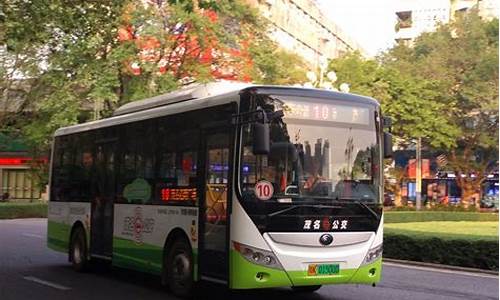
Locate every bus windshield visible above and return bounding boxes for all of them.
[240,94,381,204]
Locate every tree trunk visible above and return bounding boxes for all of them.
[457,179,482,209]
[394,185,403,207]
[450,148,487,210]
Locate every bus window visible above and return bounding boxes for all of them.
[155,125,199,206]
[205,134,229,224]
[116,122,155,204]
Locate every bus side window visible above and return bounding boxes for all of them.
[52,136,76,202]
[205,134,229,224]
[155,121,199,206]
[116,124,135,204]
[50,138,65,202]
[73,132,94,203]
[116,121,155,205]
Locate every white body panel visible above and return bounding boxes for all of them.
[263,217,383,271]
[267,232,372,247]
[48,202,91,234]
[263,232,375,271]
[113,204,198,249]
[230,193,383,272]
[230,196,272,251]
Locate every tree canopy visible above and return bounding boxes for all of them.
[1,0,307,150]
[329,10,498,206]
[328,51,458,148]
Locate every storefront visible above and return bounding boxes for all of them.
[392,150,499,208]
[0,134,47,201]
[0,157,44,201]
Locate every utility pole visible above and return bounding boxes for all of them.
[416,137,422,211]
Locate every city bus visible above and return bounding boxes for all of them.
[47,81,392,297]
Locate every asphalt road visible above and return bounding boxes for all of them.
[0,219,497,300]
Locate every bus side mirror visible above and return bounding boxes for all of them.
[384,132,393,158]
[252,122,270,155]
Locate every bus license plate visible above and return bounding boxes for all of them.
[308,264,339,276]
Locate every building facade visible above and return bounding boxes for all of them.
[390,150,499,209]
[395,0,499,45]
[0,134,46,201]
[246,0,367,67]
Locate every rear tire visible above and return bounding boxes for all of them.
[164,238,194,298]
[70,227,88,272]
[292,285,322,293]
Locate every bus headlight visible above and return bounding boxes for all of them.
[233,242,283,270]
[362,243,383,266]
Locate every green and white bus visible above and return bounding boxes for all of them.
[47,82,392,296]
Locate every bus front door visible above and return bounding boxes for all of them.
[200,131,231,282]
[90,141,115,258]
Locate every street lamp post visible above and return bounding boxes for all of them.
[319,56,328,88]
[416,137,422,211]
[304,67,349,92]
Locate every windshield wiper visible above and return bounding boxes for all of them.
[335,198,380,220]
[267,204,341,218]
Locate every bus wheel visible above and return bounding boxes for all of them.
[292,285,322,293]
[165,239,193,298]
[70,227,88,272]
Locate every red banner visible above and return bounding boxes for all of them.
[407,159,430,179]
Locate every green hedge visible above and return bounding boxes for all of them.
[0,202,48,219]
[386,204,481,212]
[384,234,499,270]
[385,211,499,223]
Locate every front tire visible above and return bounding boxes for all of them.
[292,285,322,293]
[164,239,194,298]
[70,227,88,272]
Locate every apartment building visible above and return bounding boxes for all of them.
[395,0,499,45]
[246,0,367,67]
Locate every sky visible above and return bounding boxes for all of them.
[315,0,399,57]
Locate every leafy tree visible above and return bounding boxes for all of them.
[1,0,307,149]
[328,52,458,148]
[385,11,498,208]
[329,11,498,208]
[1,0,308,191]
[2,0,130,145]
[328,52,458,207]
[247,29,307,85]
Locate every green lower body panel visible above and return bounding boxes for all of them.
[112,237,199,281]
[230,250,292,289]
[47,221,71,253]
[349,258,382,284]
[230,250,382,289]
[112,237,163,274]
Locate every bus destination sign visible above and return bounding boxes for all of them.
[283,101,370,125]
[161,188,197,202]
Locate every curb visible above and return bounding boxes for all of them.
[383,258,499,276]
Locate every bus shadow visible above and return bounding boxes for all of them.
[39,263,328,300]
[194,282,326,300]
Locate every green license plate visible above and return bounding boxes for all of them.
[308,263,340,276]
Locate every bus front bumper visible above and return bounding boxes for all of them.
[229,250,382,289]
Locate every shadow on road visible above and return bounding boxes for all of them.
[40,261,328,300]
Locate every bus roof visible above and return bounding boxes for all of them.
[54,81,379,137]
[112,81,252,117]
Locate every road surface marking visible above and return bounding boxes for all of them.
[384,262,498,279]
[22,233,43,239]
[23,276,71,290]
